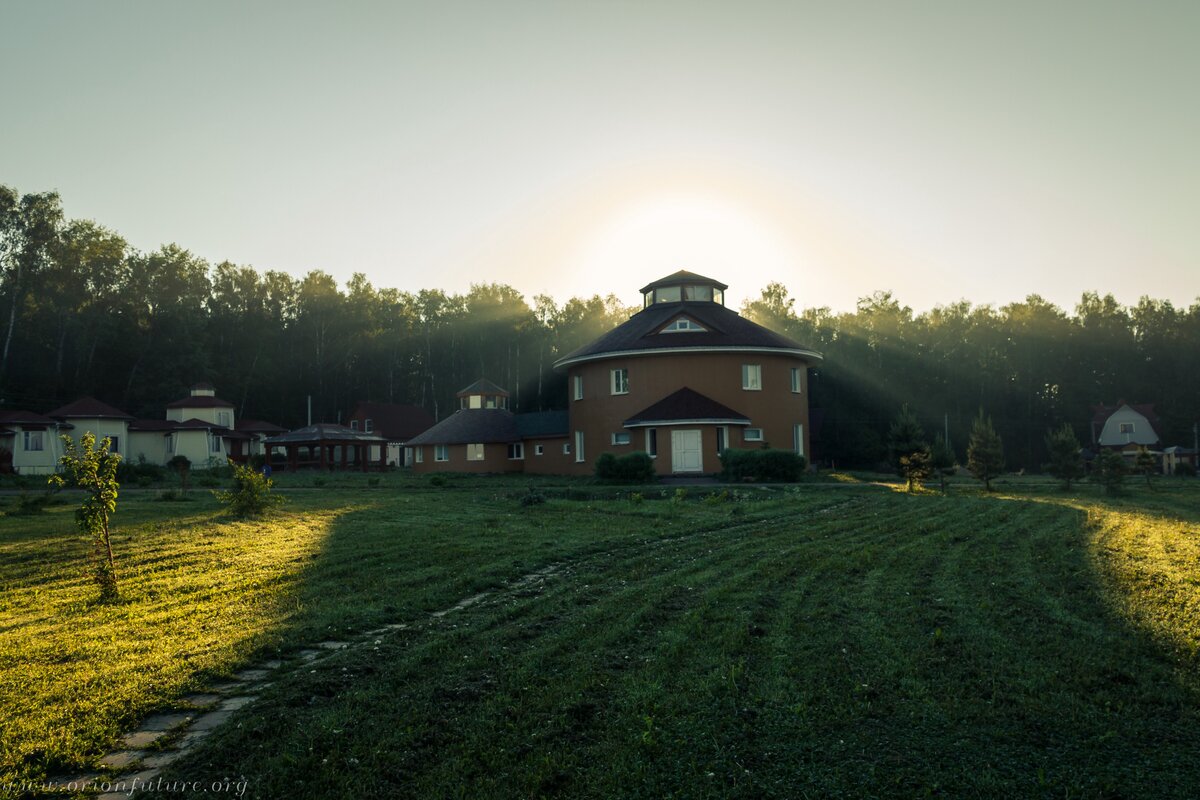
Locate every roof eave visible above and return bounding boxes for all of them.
[554,345,824,370]
[624,417,751,428]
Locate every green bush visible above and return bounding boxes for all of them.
[429,474,447,487]
[7,492,52,516]
[594,451,656,484]
[117,459,166,483]
[720,448,807,482]
[214,460,284,517]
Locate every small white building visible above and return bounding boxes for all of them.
[0,411,69,475]
[1095,403,1160,448]
[47,397,133,459]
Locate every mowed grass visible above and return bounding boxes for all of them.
[3,481,1200,798]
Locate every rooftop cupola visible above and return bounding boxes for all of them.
[639,270,727,309]
[190,382,216,398]
[456,378,510,410]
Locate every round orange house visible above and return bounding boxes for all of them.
[554,270,823,476]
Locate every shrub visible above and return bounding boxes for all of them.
[1044,424,1084,490]
[519,487,546,507]
[215,459,284,517]
[367,476,381,488]
[167,455,191,494]
[8,492,52,516]
[720,448,806,482]
[594,451,656,484]
[429,474,447,487]
[629,492,644,505]
[1096,450,1126,495]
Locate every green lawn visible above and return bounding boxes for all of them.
[2,478,1199,798]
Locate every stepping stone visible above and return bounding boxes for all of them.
[140,712,194,731]
[383,623,407,630]
[190,710,234,731]
[297,650,322,661]
[233,668,270,681]
[318,641,349,650]
[181,693,221,707]
[209,681,244,694]
[262,659,283,669]
[218,695,257,711]
[120,730,164,749]
[142,750,183,769]
[177,730,212,748]
[100,750,145,769]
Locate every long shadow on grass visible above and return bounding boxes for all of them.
[162,486,1200,800]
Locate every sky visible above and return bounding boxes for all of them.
[1,0,1197,313]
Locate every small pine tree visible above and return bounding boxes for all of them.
[1096,450,1126,495]
[888,405,927,473]
[929,434,956,494]
[1134,447,1158,491]
[967,411,1004,491]
[49,433,122,601]
[899,449,932,492]
[1043,424,1084,490]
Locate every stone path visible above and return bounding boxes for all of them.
[42,563,562,798]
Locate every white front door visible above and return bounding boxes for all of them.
[671,429,703,473]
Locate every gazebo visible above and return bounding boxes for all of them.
[263,424,389,472]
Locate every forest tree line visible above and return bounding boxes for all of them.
[3,185,1198,471]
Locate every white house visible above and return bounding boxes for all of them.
[1094,403,1159,449]
[47,397,133,459]
[0,411,69,475]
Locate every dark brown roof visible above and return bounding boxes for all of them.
[263,424,387,445]
[48,396,133,420]
[0,410,60,426]
[348,402,435,440]
[554,300,821,368]
[455,378,509,398]
[405,409,518,445]
[166,394,235,409]
[624,388,751,427]
[639,270,728,294]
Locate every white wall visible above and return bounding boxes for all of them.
[1098,406,1159,447]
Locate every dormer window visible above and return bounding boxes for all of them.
[660,318,707,334]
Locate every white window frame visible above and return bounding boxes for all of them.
[107,435,120,454]
[574,431,585,463]
[610,368,629,395]
[661,318,707,333]
[23,430,44,451]
[611,432,631,445]
[744,428,764,442]
[573,375,583,401]
[365,418,374,433]
[791,368,802,393]
[467,443,485,461]
[165,433,174,454]
[434,444,448,462]
[645,428,657,457]
[742,364,762,391]
[415,446,424,463]
[210,433,222,453]
[1119,422,1135,434]
[716,426,728,455]
[218,411,231,428]
[350,420,359,431]
[508,442,525,460]
[535,444,544,456]
[563,442,571,455]
[794,423,805,456]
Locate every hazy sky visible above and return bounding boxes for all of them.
[2,1,1197,312]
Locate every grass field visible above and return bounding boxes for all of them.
[2,476,1199,798]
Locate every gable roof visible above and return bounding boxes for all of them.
[405,409,518,446]
[48,396,133,420]
[263,423,387,445]
[456,378,509,398]
[623,387,750,427]
[348,402,435,440]
[0,410,60,426]
[1095,403,1160,446]
[554,300,821,369]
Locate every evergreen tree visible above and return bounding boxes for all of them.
[1097,449,1126,495]
[967,411,1005,491]
[1134,447,1158,491]
[930,434,956,493]
[889,405,930,492]
[1044,424,1084,490]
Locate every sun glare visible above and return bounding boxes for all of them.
[572,194,800,307]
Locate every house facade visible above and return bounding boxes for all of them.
[346,401,435,467]
[407,270,822,477]
[0,411,70,475]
